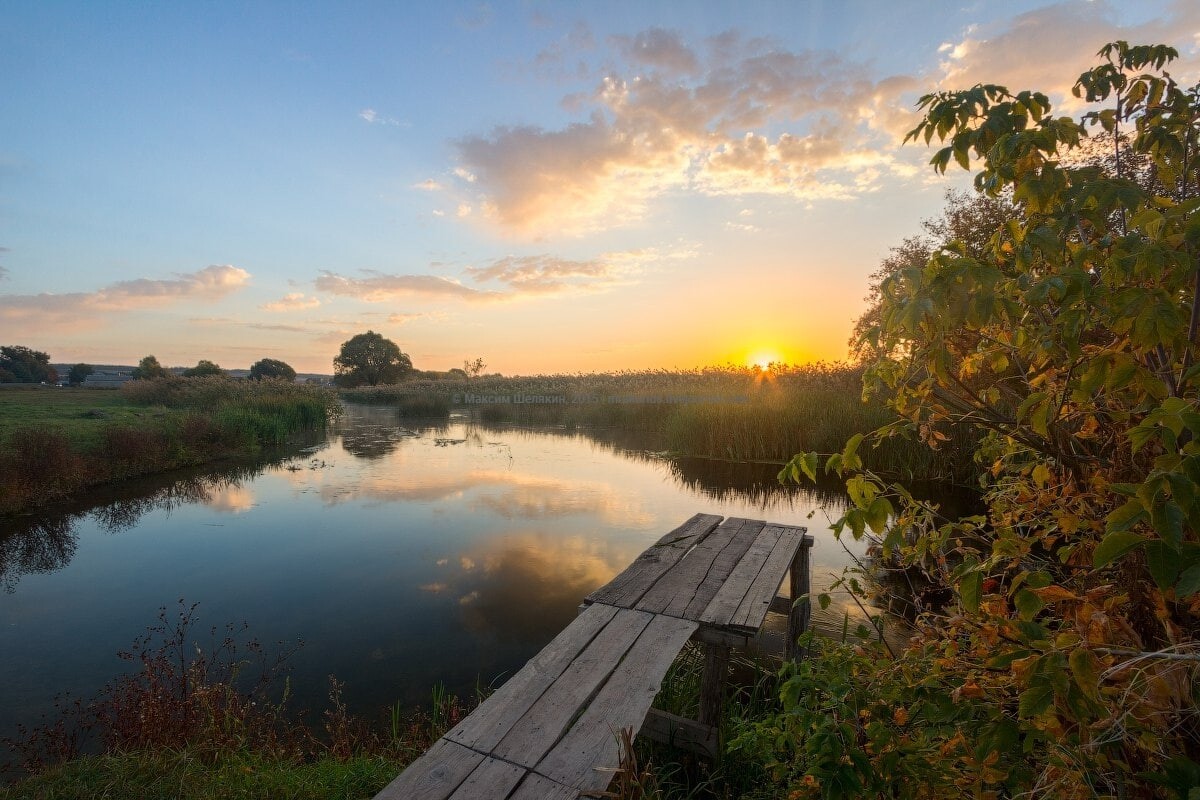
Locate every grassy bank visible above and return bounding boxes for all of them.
[0,379,339,516]
[343,365,978,484]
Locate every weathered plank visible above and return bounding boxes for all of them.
[447,602,618,752]
[586,514,722,608]
[636,518,761,618]
[729,525,809,630]
[654,512,723,548]
[696,523,784,627]
[448,756,527,800]
[492,609,654,766]
[374,739,483,800]
[508,773,579,800]
[681,518,766,619]
[535,613,698,792]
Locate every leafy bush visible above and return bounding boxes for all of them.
[777,42,1200,796]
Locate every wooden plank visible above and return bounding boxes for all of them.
[507,773,579,800]
[535,614,698,792]
[697,523,784,627]
[586,515,722,609]
[492,609,654,767]
[447,603,618,752]
[642,708,719,759]
[447,756,527,800]
[637,518,762,618]
[787,536,814,661]
[682,519,766,619]
[654,512,724,548]
[729,525,809,630]
[375,739,483,800]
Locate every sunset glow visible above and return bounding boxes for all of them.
[2,3,1197,374]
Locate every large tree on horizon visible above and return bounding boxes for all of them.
[332,331,413,387]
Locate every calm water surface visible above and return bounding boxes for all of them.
[0,403,925,743]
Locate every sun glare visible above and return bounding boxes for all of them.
[748,352,782,371]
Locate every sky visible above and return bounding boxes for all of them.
[2,1,1199,375]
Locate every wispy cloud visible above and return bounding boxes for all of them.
[315,270,502,302]
[413,179,443,191]
[0,265,250,329]
[359,108,410,127]
[261,292,321,312]
[190,317,312,334]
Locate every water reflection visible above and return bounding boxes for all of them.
[0,402,977,747]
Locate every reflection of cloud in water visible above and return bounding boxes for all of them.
[203,485,256,514]
[420,582,448,593]
[443,532,637,644]
[311,468,654,526]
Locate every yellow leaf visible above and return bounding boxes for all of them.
[1032,464,1053,487]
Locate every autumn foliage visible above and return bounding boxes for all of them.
[768,43,1200,797]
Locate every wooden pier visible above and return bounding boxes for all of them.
[375,514,812,800]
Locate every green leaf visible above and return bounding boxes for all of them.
[1069,648,1102,702]
[865,496,893,534]
[1106,500,1146,533]
[1018,683,1055,718]
[960,572,982,613]
[1094,530,1146,568]
[1151,500,1185,550]
[1146,541,1183,590]
[1014,588,1045,621]
[1177,565,1200,598]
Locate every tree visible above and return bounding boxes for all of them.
[0,346,57,384]
[249,358,297,382]
[131,355,169,380]
[463,357,487,378]
[68,363,94,386]
[776,42,1200,795]
[332,331,412,387]
[182,360,223,378]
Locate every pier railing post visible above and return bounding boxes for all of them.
[786,536,813,661]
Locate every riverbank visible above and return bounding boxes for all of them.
[0,379,339,516]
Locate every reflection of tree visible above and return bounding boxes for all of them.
[338,426,404,460]
[0,456,287,591]
[0,515,78,593]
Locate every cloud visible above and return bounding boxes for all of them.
[0,264,251,328]
[454,34,923,236]
[453,12,1200,238]
[610,28,699,75]
[190,317,312,334]
[315,269,502,302]
[0,266,7,282]
[413,179,443,191]
[359,108,410,128]
[467,255,617,294]
[261,292,321,312]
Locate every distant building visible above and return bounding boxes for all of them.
[83,371,133,388]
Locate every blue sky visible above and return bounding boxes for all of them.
[2,1,1198,373]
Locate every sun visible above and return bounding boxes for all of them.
[747,351,783,371]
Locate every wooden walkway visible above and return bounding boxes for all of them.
[375,514,811,800]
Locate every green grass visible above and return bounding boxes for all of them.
[0,750,402,800]
[0,380,340,515]
[0,386,182,450]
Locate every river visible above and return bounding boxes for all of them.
[0,403,956,747]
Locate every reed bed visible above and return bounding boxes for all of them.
[0,379,340,515]
[343,364,978,484]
